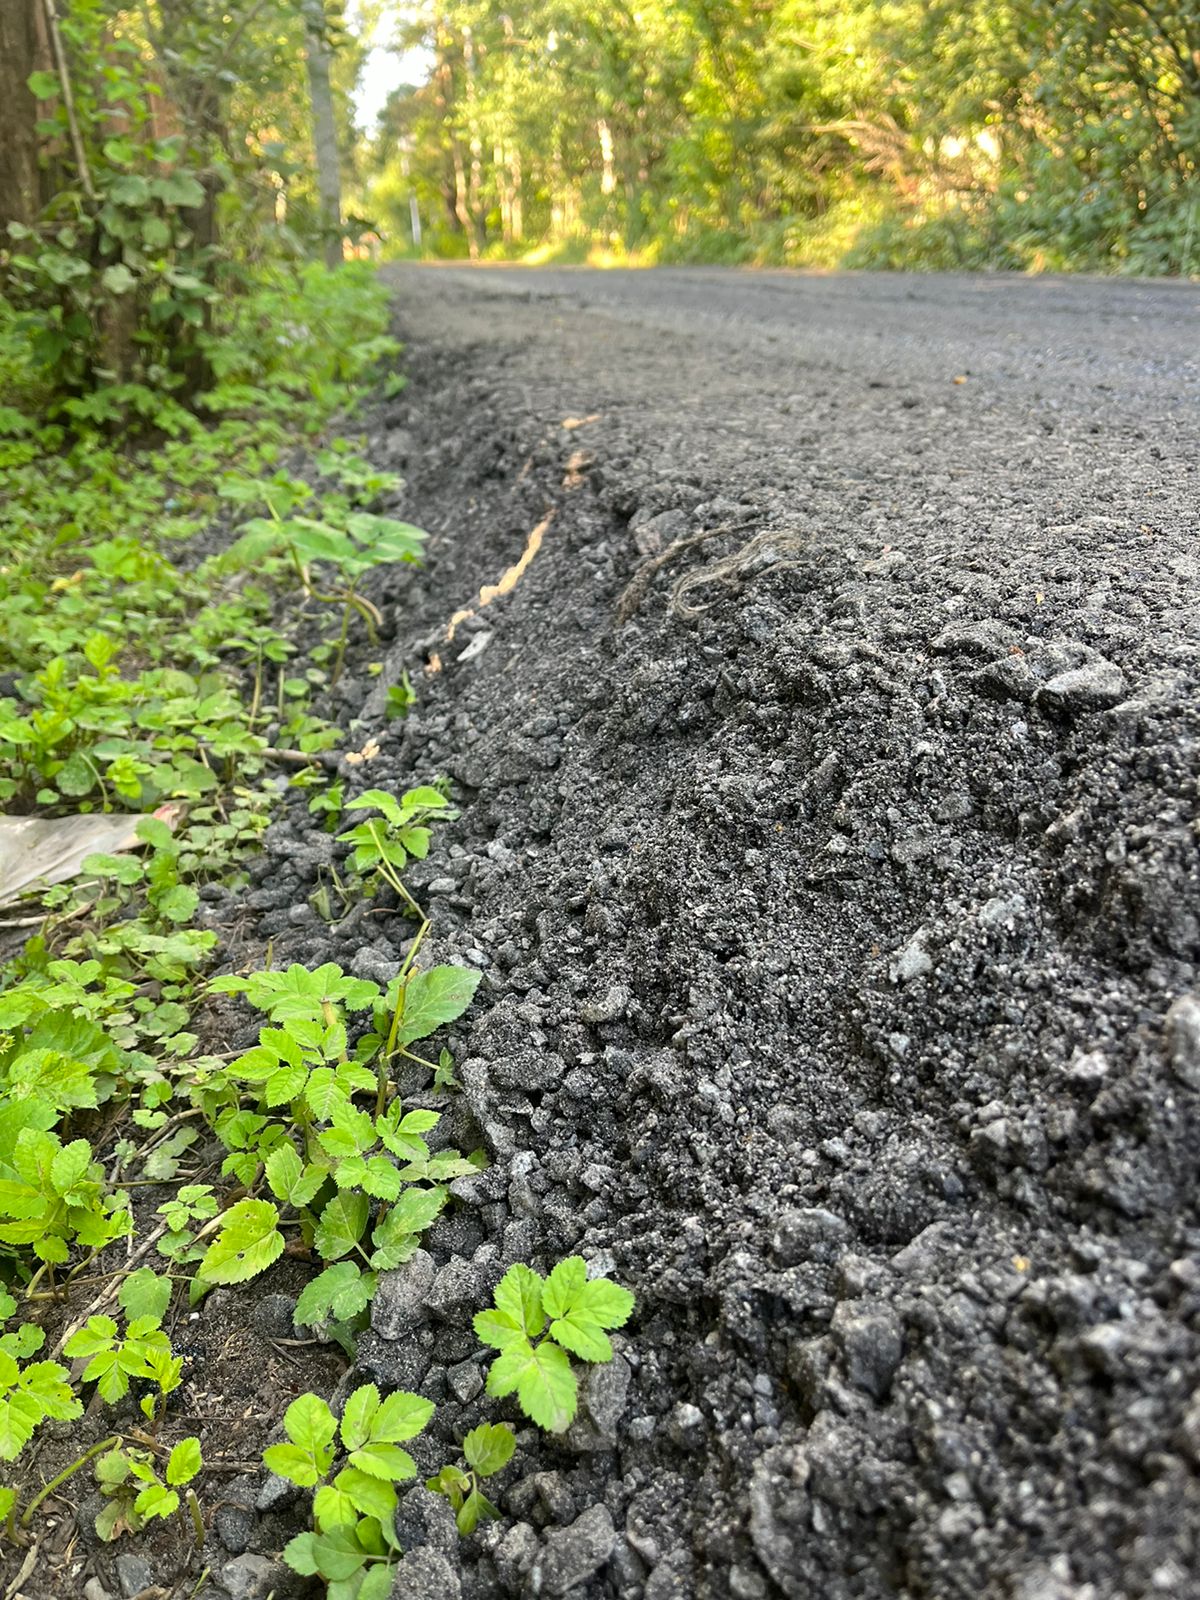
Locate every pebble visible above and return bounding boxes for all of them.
[371,1249,436,1336]
[390,1548,463,1599]
[1164,995,1200,1088]
[831,1301,905,1400]
[530,1504,616,1595]
[219,1554,285,1600]
[771,1207,850,1265]
[115,1555,152,1599]
[1037,658,1127,713]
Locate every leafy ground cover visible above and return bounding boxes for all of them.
[0,261,634,1597]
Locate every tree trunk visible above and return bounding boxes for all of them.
[0,0,45,232]
[306,16,343,269]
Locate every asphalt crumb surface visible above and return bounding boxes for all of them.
[125,266,1200,1600]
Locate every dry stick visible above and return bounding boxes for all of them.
[48,1220,171,1359]
[42,0,96,202]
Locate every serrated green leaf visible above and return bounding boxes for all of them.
[263,1441,323,1487]
[339,1383,380,1451]
[463,1421,516,1478]
[334,1464,398,1522]
[486,1338,577,1433]
[393,966,481,1046]
[542,1256,588,1320]
[166,1436,201,1486]
[347,1441,417,1482]
[373,1390,434,1443]
[493,1263,545,1339]
[313,1191,369,1261]
[197,1199,284,1285]
[294,1261,375,1327]
[117,1268,172,1326]
[284,1391,338,1454]
[283,1530,320,1576]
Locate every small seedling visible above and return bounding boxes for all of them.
[474,1258,634,1432]
[267,1384,433,1599]
[427,1422,516,1533]
[92,1436,203,1543]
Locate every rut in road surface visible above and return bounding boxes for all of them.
[250,267,1200,1600]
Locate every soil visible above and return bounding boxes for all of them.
[10,264,1200,1600]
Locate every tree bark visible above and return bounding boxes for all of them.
[306,13,343,268]
[0,0,44,231]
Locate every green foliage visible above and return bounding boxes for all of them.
[268,1384,435,1599]
[371,0,1200,275]
[339,787,453,884]
[92,1436,202,1542]
[474,1259,635,1432]
[427,1422,516,1534]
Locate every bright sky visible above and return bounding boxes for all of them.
[347,2,433,133]
[353,43,433,131]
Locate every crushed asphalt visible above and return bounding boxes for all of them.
[204,265,1200,1599]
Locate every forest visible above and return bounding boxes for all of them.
[370,0,1200,273]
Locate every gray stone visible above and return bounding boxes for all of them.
[494,1521,540,1594]
[389,1548,462,1600]
[1037,658,1127,713]
[394,1485,459,1555]
[890,932,932,983]
[215,1503,255,1554]
[115,1554,153,1599]
[584,1351,631,1437]
[255,1471,299,1512]
[772,1207,850,1265]
[220,1554,286,1600]
[447,1354,485,1403]
[831,1301,905,1400]
[426,1255,484,1322]
[251,1293,297,1339]
[83,1581,113,1600]
[530,1504,615,1595]
[372,1249,436,1336]
[668,1401,705,1449]
[1164,995,1200,1089]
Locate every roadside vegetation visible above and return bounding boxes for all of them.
[0,3,632,1593]
[367,0,1200,275]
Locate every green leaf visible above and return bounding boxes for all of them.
[463,1422,516,1478]
[27,71,60,99]
[333,1465,398,1523]
[457,1486,500,1535]
[314,1191,369,1261]
[283,1531,320,1576]
[310,1526,368,1581]
[156,885,199,923]
[486,1338,577,1433]
[347,1441,417,1482]
[197,1199,284,1284]
[491,1263,546,1340]
[151,173,206,208]
[118,1268,172,1326]
[101,263,138,296]
[372,1390,434,1443]
[166,1436,201,1486]
[284,1392,338,1454]
[344,789,406,825]
[543,1265,635,1363]
[294,1261,375,1327]
[393,966,481,1046]
[262,1442,324,1487]
[339,1384,380,1452]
